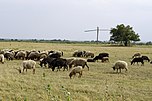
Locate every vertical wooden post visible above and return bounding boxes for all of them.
[96,27,99,44]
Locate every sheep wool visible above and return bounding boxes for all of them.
[69,66,83,78]
[0,54,4,64]
[112,60,128,73]
[20,60,36,74]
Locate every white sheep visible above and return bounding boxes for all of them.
[19,60,36,74]
[69,66,83,78]
[0,54,4,64]
[112,60,128,73]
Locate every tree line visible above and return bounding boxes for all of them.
[0,24,150,46]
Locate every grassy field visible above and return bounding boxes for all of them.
[0,42,152,101]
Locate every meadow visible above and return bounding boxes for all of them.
[0,42,152,101]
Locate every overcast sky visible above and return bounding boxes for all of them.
[0,0,151,42]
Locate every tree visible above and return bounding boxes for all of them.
[110,24,140,46]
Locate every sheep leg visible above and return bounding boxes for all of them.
[23,68,25,73]
[73,72,76,78]
[63,65,68,71]
[85,63,89,71]
[119,69,121,73]
[33,69,35,74]
[78,71,82,78]
[137,62,139,65]
[116,69,118,73]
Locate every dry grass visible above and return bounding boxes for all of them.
[0,42,152,101]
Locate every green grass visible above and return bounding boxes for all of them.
[0,42,152,101]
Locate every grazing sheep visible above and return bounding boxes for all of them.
[69,58,89,70]
[69,66,83,78]
[48,52,61,58]
[112,60,128,73]
[48,50,63,56]
[39,53,48,60]
[40,57,56,68]
[0,54,4,64]
[72,50,86,57]
[93,53,109,62]
[50,58,68,71]
[87,58,95,62]
[15,51,27,60]
[99,53,109,57]
[65,57,76,65]
[132,52,141,58]
[27,51,40,60]
[141,56,150,62]
[4,52,14,60]
[93,56,102,61]
[131,57,144,66]
[101,57,109,63]
[84,51,94,58]
[19,60,36,74]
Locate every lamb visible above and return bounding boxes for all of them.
[18,60,36,74]
[112,60,128,73]
[69,58,89,70]
[0,54,4,64]
[69,66,83,78]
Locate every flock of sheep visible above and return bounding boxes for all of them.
[0,49,151,78]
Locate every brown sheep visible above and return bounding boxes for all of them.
[66,57,76,65]
[69,58,89,70]
[69,66,83,78]
[15,51,27,60]
[132,52,141,58]
[84,51,94,58]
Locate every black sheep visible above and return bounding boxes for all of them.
[40,57,56,67]
[93,56,103,61]
[87,58,95,62]
[49,58,68,71]
[141,56,150,62]
[131,57,144,66]
[48,53,61,58]
[99,53,109,57]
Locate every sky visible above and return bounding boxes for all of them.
[0,0,152,42]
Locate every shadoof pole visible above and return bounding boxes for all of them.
[85,26,109,44]
[96,27,99,43]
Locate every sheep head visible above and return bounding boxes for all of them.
[112,66,115,70]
